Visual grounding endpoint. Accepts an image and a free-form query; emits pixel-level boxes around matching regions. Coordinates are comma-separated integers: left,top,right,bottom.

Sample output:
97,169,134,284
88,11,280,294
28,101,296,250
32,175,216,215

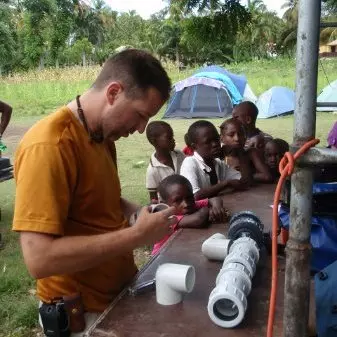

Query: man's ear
106,82,123,105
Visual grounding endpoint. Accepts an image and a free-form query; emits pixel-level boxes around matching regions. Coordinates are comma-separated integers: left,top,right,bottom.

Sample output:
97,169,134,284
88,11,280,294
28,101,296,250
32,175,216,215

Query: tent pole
215,88,222,114
190,85,198,114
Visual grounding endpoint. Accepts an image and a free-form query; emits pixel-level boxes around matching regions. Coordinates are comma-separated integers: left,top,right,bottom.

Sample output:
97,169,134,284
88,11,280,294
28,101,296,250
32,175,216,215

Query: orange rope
266,138,320,337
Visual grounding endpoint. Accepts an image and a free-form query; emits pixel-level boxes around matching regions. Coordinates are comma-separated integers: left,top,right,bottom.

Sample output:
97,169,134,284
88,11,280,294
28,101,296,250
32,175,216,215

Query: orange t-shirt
12,106,137,312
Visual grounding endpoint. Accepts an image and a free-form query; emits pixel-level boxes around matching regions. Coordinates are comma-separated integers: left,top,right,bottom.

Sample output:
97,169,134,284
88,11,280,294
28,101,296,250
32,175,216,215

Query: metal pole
283,1,321,337
297,147,337,166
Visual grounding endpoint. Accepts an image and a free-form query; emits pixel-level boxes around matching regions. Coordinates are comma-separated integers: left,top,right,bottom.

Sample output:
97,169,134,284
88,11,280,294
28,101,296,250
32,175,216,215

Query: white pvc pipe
150,203,169,213
216,262,252,295
208,280,247,328
156,263,195,305
207,235,260,328
228,237,260,263
223,250,256,276
201,233,230,261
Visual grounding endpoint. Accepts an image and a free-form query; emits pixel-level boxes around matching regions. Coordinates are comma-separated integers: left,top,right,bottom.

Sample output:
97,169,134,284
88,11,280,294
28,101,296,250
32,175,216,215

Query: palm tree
244,0,281,58
282,0,298,24
280,0,298,53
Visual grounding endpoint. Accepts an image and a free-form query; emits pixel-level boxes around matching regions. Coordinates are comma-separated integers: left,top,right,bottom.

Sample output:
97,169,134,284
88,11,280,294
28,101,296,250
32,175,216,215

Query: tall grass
1,58,337,118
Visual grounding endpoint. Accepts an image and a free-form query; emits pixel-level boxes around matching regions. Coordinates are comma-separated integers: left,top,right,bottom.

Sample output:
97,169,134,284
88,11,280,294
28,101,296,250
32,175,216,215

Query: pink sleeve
172,215,184,230
196,199,209,209
151,215,184,255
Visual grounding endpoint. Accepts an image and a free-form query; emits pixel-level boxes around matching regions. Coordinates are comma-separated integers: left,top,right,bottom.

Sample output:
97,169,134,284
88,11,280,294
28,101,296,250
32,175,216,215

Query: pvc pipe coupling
205,211,264,328
208,237,259,328
156,263,195,305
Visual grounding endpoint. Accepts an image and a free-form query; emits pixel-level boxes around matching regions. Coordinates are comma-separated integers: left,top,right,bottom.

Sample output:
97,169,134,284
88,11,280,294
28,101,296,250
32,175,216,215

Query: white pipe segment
208,280,247,328
216,262,252,295
223,251,256,276
201,233,230,261
206,235,260,328
156,263,195,305
150,203,169,213
228,237,260,263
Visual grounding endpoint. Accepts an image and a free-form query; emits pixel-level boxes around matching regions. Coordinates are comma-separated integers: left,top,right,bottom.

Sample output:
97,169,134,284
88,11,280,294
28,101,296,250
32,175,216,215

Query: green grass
1,58,337,336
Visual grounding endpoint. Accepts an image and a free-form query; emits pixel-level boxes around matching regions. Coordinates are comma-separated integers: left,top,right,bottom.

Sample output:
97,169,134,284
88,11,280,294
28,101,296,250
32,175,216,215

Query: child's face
155,127,175,151
232,107,252,127
220,123,245,149
265,142,280,169
192,126,221,160
165,183,196,215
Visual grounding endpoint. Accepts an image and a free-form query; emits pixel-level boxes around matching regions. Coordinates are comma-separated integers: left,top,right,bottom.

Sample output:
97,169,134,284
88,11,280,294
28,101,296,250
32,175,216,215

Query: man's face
102,85,164,141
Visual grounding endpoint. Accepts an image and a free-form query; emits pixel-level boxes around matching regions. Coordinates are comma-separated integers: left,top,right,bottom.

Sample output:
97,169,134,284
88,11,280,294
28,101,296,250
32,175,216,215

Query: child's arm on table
177,207,209,229
194,181,234,200
208,197,230,223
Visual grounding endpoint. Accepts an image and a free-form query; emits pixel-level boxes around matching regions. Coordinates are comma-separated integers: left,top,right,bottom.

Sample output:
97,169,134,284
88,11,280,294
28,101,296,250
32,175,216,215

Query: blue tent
163,65,256,119
256,86,295,119
317,79,337,112
196,65,247,95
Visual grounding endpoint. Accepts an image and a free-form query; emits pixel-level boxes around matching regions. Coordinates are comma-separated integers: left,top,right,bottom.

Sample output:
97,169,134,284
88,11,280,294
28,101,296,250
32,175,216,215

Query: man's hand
208,197,230,223
132,206,177,245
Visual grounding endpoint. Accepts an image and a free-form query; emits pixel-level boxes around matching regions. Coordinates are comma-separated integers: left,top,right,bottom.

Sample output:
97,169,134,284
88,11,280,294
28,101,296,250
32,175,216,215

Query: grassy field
1,57,337,336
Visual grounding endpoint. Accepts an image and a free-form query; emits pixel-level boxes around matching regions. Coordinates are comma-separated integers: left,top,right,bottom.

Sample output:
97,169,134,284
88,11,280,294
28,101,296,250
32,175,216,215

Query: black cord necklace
76,95,104,143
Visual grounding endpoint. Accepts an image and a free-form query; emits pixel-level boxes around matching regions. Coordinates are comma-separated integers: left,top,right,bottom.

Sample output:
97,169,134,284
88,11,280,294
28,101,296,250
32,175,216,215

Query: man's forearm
21,226,142,279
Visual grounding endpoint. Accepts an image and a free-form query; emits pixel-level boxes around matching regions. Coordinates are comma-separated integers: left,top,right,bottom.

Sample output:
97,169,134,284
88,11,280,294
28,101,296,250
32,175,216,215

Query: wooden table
87,184,286,337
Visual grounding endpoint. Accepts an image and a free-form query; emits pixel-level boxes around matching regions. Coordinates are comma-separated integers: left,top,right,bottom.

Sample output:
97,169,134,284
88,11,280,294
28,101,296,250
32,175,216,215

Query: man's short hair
158,174,192,202
146,121,172,145
187,120,217,144
92,49,171,101
235,101,259,122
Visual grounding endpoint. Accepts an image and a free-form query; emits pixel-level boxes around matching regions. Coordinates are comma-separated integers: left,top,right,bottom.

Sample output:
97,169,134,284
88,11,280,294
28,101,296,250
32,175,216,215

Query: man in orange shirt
12,49,176,336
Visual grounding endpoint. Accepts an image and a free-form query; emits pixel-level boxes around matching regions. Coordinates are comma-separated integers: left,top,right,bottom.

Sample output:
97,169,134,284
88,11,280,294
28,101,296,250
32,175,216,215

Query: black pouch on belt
63,293,86,333
39,301,70,337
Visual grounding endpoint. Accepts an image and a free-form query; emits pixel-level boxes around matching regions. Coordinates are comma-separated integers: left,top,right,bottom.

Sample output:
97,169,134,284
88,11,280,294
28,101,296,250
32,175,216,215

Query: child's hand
193,207,209,228
246,135,265,150
208,197,230,223
227,179,248,190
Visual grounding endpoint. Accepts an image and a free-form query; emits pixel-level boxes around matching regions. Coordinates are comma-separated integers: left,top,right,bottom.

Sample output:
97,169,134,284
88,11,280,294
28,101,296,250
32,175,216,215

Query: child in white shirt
180,120,245,200
145,121,185,201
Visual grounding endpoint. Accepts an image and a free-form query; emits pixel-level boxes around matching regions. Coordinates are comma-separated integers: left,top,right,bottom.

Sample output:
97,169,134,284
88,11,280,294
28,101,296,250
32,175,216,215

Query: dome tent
317,79,337,112
256,86,295,119
163,65,256,119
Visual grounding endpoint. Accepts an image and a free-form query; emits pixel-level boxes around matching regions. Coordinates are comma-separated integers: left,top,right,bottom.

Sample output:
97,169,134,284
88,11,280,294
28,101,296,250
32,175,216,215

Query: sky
105,0,287,19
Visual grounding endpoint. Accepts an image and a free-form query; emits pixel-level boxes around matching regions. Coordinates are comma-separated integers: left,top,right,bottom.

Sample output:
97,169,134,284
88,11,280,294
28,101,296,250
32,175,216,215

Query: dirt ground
2,122,32,158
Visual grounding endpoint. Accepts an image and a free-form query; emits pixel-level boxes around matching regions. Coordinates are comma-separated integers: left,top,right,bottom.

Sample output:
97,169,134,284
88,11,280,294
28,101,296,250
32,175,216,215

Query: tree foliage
1,0,336,74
